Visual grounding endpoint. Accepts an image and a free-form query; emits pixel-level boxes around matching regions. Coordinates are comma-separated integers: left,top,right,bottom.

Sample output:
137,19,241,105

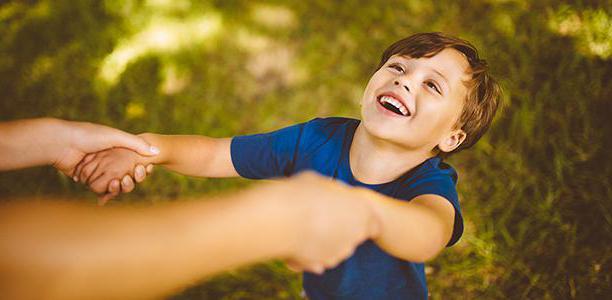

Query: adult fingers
304,264,325,275
326,247,355,269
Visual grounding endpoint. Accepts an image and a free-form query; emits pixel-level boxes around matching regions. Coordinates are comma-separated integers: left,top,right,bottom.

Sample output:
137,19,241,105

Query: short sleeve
231,122,305,179
398,173,464,247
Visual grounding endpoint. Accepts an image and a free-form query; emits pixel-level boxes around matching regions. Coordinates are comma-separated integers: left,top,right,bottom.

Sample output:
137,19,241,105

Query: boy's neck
349,123,433,185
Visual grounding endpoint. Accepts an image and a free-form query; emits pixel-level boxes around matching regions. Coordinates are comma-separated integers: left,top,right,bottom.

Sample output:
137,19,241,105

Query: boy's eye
426,81,441,94
388,64,404,73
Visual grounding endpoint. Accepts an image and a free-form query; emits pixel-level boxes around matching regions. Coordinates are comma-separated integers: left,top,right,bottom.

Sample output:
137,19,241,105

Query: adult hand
262,172,381,274
0,118,156,172
51,119,159,178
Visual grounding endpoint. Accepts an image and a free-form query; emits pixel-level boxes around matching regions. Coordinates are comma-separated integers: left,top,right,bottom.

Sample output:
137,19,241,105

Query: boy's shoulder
421,157,458,183
396,157,463,246
304,117,359,129
396,157,459,192
289,117,359,160
298,117,359,141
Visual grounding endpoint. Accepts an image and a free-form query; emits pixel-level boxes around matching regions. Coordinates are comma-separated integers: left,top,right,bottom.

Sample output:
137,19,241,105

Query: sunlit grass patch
1,0,611,298
548,6,611,59
98,14,222,85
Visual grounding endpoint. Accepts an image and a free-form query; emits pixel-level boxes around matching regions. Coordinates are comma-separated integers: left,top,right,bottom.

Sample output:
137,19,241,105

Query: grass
1,0,610,298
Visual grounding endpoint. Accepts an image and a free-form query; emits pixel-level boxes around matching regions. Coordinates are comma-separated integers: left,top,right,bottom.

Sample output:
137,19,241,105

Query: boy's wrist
138,133,166,165
356,187,384,240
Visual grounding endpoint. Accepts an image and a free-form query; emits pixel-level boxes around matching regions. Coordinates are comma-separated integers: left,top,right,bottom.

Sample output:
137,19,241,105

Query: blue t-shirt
231,117,463,300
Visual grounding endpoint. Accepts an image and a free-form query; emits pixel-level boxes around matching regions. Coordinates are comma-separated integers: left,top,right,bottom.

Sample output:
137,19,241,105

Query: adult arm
0,118,158,173
366,193,456,262
0,172,379,300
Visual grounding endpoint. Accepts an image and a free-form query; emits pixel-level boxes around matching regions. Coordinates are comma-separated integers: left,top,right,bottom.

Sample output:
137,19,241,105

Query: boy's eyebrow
396,56,450,89
427,67,450,94
432,69,449,88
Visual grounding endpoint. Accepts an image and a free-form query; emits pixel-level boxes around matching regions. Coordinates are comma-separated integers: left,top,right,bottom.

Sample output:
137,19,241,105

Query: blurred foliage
1,0,611,299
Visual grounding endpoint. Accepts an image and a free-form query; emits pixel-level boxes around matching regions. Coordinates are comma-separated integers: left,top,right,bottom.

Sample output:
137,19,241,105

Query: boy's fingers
120,175,135,193
134,165,146,183
90,176,112,194
81,152,97,166
145,164,154,174
80,160,100,184
108,179,120,195
87,169,108,186
98,192,115,206
102,180,121,205
71,160,82,180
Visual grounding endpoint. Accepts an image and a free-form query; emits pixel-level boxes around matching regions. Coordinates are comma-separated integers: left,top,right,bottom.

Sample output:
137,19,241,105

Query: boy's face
360,48,469,154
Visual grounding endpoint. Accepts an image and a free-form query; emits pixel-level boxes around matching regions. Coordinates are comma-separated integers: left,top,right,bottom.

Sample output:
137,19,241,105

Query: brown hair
377,32,502,156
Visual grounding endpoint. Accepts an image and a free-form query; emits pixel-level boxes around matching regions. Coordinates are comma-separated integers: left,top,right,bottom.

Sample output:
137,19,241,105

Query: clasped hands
59,127,380,275
72,147,154,205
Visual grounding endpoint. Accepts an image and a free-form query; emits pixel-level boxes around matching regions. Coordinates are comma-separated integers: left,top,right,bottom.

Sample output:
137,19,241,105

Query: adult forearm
139,133,237,177
0,118,68,170
0,192,297,300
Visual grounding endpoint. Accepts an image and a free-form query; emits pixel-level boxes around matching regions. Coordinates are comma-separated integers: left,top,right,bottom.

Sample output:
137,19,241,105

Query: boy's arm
139,133,238,177
364,191,456,262
74,134,236,202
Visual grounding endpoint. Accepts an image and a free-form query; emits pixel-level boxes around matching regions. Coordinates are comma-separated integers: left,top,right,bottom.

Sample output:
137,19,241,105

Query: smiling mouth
377,95,410,116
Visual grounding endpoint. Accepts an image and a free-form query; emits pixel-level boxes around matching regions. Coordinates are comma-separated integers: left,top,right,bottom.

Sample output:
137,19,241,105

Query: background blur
0,0,610,298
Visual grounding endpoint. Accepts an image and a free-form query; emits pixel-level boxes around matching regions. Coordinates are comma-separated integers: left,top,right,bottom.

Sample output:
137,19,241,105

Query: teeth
380,96,408,116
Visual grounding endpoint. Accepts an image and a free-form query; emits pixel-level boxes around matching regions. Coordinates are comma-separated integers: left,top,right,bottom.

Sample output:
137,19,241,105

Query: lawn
1,0,610,298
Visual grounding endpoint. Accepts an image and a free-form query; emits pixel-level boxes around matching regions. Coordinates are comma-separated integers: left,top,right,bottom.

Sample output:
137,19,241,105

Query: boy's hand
74,148,154,204
97,163,155,205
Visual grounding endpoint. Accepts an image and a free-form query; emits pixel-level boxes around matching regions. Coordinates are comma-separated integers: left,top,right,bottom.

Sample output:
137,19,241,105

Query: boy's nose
394,80,410,93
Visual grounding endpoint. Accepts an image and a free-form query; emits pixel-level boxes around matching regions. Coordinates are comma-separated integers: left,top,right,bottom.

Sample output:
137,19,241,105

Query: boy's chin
362,120,408,142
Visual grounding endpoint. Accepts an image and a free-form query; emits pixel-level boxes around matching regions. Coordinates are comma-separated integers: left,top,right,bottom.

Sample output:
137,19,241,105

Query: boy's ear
437,129,466,153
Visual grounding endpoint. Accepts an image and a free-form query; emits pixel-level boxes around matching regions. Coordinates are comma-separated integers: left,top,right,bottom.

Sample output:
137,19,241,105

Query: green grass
1,0,610,298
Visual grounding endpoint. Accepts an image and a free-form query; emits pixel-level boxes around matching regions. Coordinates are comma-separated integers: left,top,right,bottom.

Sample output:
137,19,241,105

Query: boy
76,32,501,299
